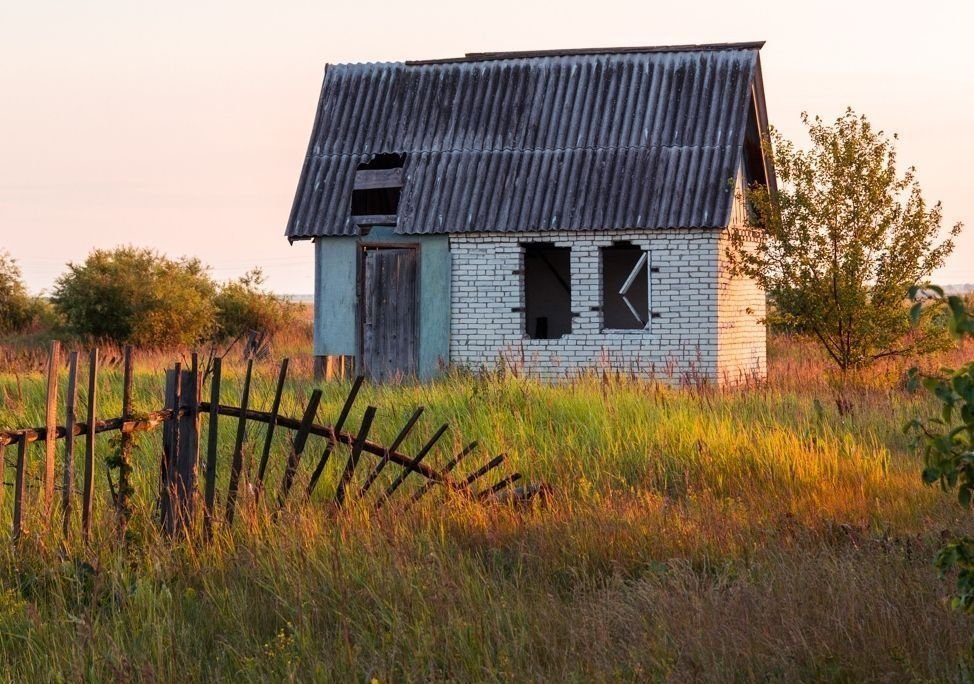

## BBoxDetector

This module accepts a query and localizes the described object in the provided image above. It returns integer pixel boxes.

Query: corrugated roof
[286,43,768,239]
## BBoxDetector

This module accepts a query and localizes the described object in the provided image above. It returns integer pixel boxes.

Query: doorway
[359,245,419,382]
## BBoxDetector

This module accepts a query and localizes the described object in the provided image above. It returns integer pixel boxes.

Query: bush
[907,287,974,611]
[29,297,63,333]
[52,247,217,347]
[0,251,37,335]
[214,269,297,340]
[729,109,962,371]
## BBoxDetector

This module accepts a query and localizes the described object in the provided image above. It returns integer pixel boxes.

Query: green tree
[906,287,974,610]
[728,109,962,371]
[52,246,217,347]
[0,251,36,334]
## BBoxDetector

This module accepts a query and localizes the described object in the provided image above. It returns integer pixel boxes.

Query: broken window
[601,243,649,330]
[351,153,404,222]
[523,244,572,340]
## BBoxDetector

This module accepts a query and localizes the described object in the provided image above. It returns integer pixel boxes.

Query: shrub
[214,268,297,341]
[28,297,63,333]
[729,109,962,371]
[0,251,37,335]
[52,246,217,347]
[907,287,974,611]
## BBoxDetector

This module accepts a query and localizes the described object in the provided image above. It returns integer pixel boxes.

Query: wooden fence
[0,342,522,542]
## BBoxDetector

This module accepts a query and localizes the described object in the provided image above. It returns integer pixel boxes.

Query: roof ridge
[405,41,764,66]
[308,143,743,160]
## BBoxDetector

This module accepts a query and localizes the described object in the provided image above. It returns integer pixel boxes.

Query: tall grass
[0,330,972,681]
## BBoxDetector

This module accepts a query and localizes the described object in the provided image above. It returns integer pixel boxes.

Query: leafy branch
[906,285,974,610]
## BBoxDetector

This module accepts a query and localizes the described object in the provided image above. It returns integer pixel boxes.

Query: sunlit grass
[0,330,973,680]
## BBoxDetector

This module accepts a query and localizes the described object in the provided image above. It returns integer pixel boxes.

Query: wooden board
[175,367,199,527]
[361,247,418,382]
[43,340,60,511]
[353,167,403,190]
[82,349,98,541]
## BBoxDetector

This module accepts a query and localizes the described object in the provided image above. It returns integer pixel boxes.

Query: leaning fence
[0,342,522,543]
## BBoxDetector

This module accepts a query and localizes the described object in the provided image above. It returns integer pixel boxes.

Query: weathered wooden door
[361,247,419,382]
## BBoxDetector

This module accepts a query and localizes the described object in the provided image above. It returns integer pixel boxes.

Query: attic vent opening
[742,102,767,188]
[351,154,404,223]
[602,243,649,330]
[523,244,572,340]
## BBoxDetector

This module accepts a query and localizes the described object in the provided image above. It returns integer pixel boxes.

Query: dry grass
[0,327,973,681]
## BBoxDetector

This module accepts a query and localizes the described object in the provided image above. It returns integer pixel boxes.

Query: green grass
[0,335,973,681]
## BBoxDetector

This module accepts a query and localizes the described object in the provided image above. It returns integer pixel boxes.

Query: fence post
[255,358,289,504]
[324,355,356,381]
[225,359,253,526]
[375,424,449,508]
[13,436,28,541]
[43,340,60,513]
[172,358,200,533]
[476,473,523,500]
[334,406,377,507]
[359,407,425,497]
[82,348,98,542]
[160,365,181,536]
[407,441,479,507]
[306,375,364,497]
[278,389,323,508]
[116,345,135,531]
[459,455,507,490]
[62,351,79,536]
[203,357,221,538]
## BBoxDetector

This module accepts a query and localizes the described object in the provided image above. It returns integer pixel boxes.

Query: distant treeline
[0,246,299,347]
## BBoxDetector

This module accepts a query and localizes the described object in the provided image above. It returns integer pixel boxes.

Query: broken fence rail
[0,344,523,543]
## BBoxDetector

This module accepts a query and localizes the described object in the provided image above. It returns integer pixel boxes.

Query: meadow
[0,321,973,682]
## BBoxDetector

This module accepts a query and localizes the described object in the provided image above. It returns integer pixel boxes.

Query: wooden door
[361,247,419,382]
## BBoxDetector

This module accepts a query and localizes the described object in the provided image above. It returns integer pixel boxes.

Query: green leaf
[959,487,972,508]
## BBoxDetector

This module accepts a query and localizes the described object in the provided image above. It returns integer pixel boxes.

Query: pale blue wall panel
[416,234,450,377]
[313,237,358,356]
[313,230,450,379]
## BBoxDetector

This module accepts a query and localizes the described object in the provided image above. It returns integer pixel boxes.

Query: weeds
[0,329,972,680]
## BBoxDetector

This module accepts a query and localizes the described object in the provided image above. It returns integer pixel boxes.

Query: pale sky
[1,0,971,294]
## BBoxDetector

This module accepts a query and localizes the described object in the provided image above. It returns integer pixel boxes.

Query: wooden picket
[82,348,97,541]
[43,340,59,511]
[0,342,525,545]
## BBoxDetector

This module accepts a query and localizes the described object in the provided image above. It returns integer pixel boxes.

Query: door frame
[356,241,421,380]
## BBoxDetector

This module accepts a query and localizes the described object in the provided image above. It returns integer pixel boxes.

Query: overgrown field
[1,330,973,681]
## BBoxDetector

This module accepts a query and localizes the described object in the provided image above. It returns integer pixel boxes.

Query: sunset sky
[1,0,971,294]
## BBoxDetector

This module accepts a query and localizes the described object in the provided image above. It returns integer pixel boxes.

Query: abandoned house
[285,41,775,383]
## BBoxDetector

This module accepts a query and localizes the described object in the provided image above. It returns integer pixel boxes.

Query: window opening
[351,153,404,221]
[523,244,571,339]
[602,243,649,329]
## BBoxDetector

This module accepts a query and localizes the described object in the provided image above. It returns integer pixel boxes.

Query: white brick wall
[449,228,766,384]
[716,228,768,384]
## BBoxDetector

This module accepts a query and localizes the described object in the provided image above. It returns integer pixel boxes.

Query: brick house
[285,42,776,383]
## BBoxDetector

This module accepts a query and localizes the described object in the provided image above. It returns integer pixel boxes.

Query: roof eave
[751,53,778,198]
[284,64,331,240]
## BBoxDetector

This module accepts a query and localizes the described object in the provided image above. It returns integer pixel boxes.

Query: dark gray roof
[286,42,771,240]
